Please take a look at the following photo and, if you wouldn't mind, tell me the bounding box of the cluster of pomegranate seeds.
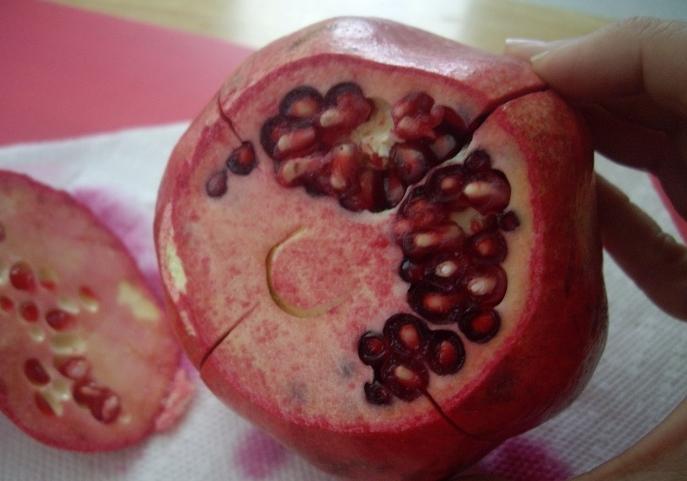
[259,83,469,212]
[0,259,123,423]
[72,378,121,424]
[358,149,519,405]
[358,313,465,404]
[205,141,257,198]
[255,82,518,405]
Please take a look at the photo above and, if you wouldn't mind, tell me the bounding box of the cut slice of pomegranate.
[0,171,191,451]
[155,17,607,481]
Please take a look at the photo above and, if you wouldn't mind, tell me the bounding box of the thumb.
[504,17,687,115]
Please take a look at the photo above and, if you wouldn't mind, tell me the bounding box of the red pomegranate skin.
[155,17,607,481]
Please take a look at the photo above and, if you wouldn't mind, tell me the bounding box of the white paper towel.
[0,124,684,481]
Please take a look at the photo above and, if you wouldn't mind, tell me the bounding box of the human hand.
[457,17,687,481]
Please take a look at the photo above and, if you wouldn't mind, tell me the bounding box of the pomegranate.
[154,17,607,481]
[0,171,191,451]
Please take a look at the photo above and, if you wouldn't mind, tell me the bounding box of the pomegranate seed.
[382,171,406,208]
[392,92,434,123]
[399,258,425,284]
[380,358,428,402]
[408,284,465,323]
[469,230,507,264]
[464,150,492,172]
[339,169,385,213]
[304,164,336,197]
[37,268,59,291]
[358,332,388,366]
[321,82,372,132]
[423,252,468,291]
[463,170,511,215]
[426,164,467,203]
[91,390,121,424]
[19,301,39,322]
[399,190,447,230]
[366,153,388,171]
[260,115,290,158]
[45,308,74,331]
[441,106,468,132]
[55,356,91,380]
[390,143,434,184]
[328,143,361,192]
[364,381,392,405]
[459,309,501,343]
[0,296,14,312]
[383,313,429,358]
[391,92,443,140]
[464,265,507,307]
[435,108,468,156]
[498,211,521,231]
[72,379,105,406]
[205,170,228,198]
[401,224,464,259]
[468,214,498,235]
[279,85,323,119]
[39,279,57,291]
[226,142,257,175]
[24,358,50,385]
[426,330,465,375]
[275,122,317,158]
[79,286,100,312]
[430,133,458,161]
[34,392,55,416]
[276,156,322,187]
[9,261,35,291]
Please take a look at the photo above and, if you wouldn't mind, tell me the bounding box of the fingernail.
[530,50,550,64]
[504,38,550,59]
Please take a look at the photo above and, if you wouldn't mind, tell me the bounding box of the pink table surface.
[0,0,251,145]
[1,0,684,240]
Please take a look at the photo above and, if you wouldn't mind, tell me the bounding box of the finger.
[597,175,687,321]
[506,18,687,116]
[580,103,673,173]
[577,105,687,219]
[599,94,679,133]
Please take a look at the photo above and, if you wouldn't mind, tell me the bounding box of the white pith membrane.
[161,65,534,432]
[0,173,180,449]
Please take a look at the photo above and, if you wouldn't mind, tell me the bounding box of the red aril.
[154,17,607,481]
[0,171,192,451]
